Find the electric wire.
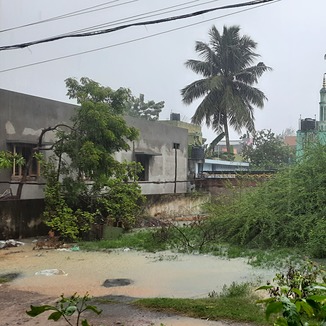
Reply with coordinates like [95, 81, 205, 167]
[1, 0, 218, 36]
[0, 0, 279, 51]
[0, 0, 138, 33]
[57, 0, 215, 37]
[0, 1, 280, 74]
[47, 0, 212, 38]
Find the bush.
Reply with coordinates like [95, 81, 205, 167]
[205, 143, 326, 257]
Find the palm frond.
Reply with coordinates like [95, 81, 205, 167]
[236, 63, 272, 84]
[234, 82, 267, 108]
[181, 79, 210, 105]
[185, 59, 217, 77]
[191, 90, 223, 127]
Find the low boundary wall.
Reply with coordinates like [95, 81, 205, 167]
[0, 193, 211, 239]
[0, 199, 48, 239]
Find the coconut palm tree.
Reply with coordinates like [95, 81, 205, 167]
[181, 25, 271, 154]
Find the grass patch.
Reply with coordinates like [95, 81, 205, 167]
[79, 227, 308, 270]
[211, 281, 252, 298]
[246, 247, 306, 269]
[0, 272, 20, 283]
[79, 229, 167, 252]
[134, 281, 271, 324]
[134, 296, 269, 325]
[210, 244, 306, 269]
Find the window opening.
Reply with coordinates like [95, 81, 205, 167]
[11, 143, 39, 179]
[135, 154, 150, 181]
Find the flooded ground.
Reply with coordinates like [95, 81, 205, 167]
[0, 240, 275, 325]
[1, 242, 274, 298]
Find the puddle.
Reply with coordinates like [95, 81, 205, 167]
[3, 248, 275, 298]
[1, 246, 276, 326]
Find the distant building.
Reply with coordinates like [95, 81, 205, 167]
[296, 74, 326, 156]
[283, 135, 297, 149]
[214, 139, 244, 155]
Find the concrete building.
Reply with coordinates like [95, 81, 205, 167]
[0, 89, 75, 199]
[214, 139, 244, 156]
[297, 75, 326, 156]
[0, 89, 188, 199]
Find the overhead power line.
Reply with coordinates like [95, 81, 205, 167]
[1, 0, 205, 35]
[0, 0, 279, 51]
[0, 0, 280, 74]
[0, 0, 138, 33]
[56, 0, 217, 38]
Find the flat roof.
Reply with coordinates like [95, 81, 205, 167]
[204, 159, 249, 166]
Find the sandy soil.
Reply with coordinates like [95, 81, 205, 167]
[0, 239, 264, 326]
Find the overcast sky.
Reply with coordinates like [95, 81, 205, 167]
[1, 0, 325, 143]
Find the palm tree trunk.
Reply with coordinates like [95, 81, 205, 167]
[223, 116, 231, 154]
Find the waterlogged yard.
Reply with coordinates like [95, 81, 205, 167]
[0, 230, 325, 326]
[0, 234, 279, 326]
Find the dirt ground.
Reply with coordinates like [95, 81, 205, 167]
[0, 239, 257, 326]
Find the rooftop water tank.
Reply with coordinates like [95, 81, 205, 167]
[301, 118, 316, 131]
[170, 113, 180, 121]
[191, 146, 205, 160]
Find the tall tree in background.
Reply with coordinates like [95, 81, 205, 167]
[125, 92, 164, 121]
[241, 129, 295, 169]
[181, 25, 271, 153]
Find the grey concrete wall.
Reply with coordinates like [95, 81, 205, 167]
[0, 194, 209, 239]
[0, 88, 75, 145]
[143, 193, 210, 219]
[0, 88, 75, 199]
[121, 117, 189, 194]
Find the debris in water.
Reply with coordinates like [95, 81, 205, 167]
[35, 269, 67, 276]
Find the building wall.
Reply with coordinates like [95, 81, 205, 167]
[296, 129, 326, 158]
[0, 89, 75, 199]
[0, 89, 188, 198]
[143, 193, 210, 219]
[0, 199, 48, 238]
[215, 140, 243, 155]
[119, 117, 189, 194]
[160, 119, 204, 145]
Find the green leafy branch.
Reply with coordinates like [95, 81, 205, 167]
[26, 292, 102, 326]
[256, 262, 326, 326]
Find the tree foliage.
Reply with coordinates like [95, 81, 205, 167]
[42, 77, 145, 240]
[0, 151, 24, 169]
[125, 92, 164, 121]
[206, 142, 326, 258]
[181, 25, 271, 153]
[241, 129, 295, 169]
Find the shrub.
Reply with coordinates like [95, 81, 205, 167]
[205, 143, 326, 257]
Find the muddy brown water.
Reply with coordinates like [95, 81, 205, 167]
[0, 240, 275, 325]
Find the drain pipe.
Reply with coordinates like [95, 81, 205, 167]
[173, 143, 180, 193]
